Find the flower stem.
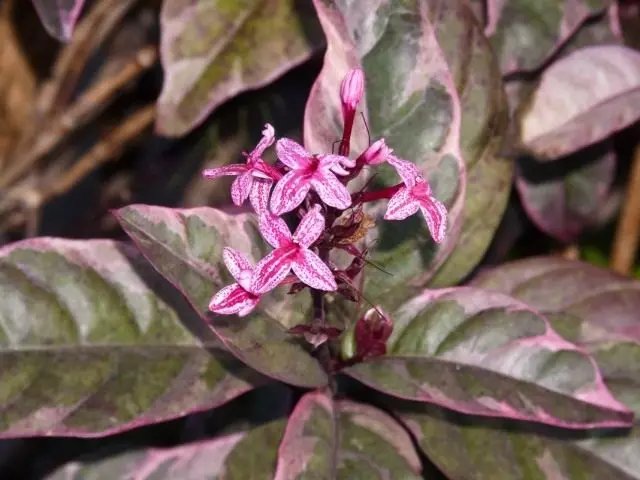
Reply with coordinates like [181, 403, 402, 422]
[353, 183, 403, 204]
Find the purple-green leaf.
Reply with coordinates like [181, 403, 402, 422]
[47, 420, 286, 479]
[0, 238, 261, 437]
[30, 0, 85, 42]
[156, 0, 324, 137]
[516, 146, 617, 242]
[485, 0, 610, 75]
[346, 287, 633, 428]
[397, 258, 640, 478]
[518, 44, 640, 159]
[305, 0, 512, 296]
[114, 204, 328, 388]
[275, 391, 422, 478]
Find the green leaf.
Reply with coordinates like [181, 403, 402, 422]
[47, 420, 287, 479]
[275, 391, 422, 479]
[157, 0, 324, 136]
[0, 238, 261, 437]
[346, 287, 633, 428]
[304, 0, 512, 300]
[114, 205, 328, 388]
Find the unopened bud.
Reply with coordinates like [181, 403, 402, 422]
[340, 68, 364, 113]
[359, 138, 392, 166]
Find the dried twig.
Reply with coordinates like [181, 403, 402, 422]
[611, 143, 640, 275]
[0, 45, 157, 189]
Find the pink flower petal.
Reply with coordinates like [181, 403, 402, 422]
[222, 247, 253, 281]
[202, 164, 248, 179]
[420, 197, 448, 244]
[259, 212, 292, 248]
[251, 123, 275, 158]
[249, 178, 272, 214]
[231, 171, 253, 206]
[291, 249, 337, 291]
[388, 155, 422, 187]
[321, 154, 356, 169]
[209, 284, 259, 316]
[275, 138, 313, 170]
[360, 139, 392, 165]
[340, 68, 364, 112]
[270, 170, 312, 215]
[384, 187, 421, 220]
[293, 205, 325, 248]
[251, 247, 297, 294]
[310, 170, 352, 210]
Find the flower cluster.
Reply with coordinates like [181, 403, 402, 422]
[204, 68, 448, 322]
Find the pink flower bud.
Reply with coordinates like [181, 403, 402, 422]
[359, 138, 392, 165]
[340, 68, 364, 113]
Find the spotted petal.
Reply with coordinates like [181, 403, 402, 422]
[270, 170, 312, 215]
[310, 171, 352, 210]
[420, 198, 448, 244]
[251, 123, 275, 158]
[222, 247, 253, 282]
[251, 248, 297, 294]
[275, 138, 313, 170]
[231, 171, 253, 206]
[202, 164, 248, 179]
[291, 249, 337, 291]
[209, 284, 259, 316]
[249, 178, 272, 215]
[388, 156, 422, 187]
[321, 154, 356, 169]
[293, 205, 325, 248]
[384, 187, 420, 221]
[259, 213, 292, 249]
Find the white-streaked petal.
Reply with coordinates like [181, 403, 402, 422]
[387, 155, 422, 187]
[310, 171, 352, 210]
[270, 170, 312, 215]
[420, 196, 448, 244]
[249, 178, 272, 215]
[293, 205, 325, 248]
[250, 123, 275, 158]
[258, 212, 292, 249]
[222, 247, 253, 281]
[291, 249, 337, 291]
[202, 164, 247, 178]
[275, 138, 312, 170]
[251, 248, 296, 294]
[231, 171, 253, 206]
[384, 187, 420, 220]
[321, 154, 356, 168]
[209, 284, 258, 316]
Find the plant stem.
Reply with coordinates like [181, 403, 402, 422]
[353, 183, 403, 204]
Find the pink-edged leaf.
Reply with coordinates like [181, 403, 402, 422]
[305, 0, 511, 297]
[156, 0, 324, 136]
[292, 205, 325, 248]
[251, 248, 297, 294]
[275, 137, 313, 170]
[222, 247, 253, 280]
[230, 171, 253, 206]
[114, 205, 327, 388]
[346, 287, 633, 429]
[202, 163, 248, 179]
[48, 421, 287, 479]
[0, 238, 262, 437]
[310, 169, 352, 210]
[275, 391, 422, 479]
[384, 188, 421, 221]
[258, 212, 292, 249]
[516, 147, 617, 242]
[31, 0, 85, 42]
[404, 258, 640, 479]
[484, 0, 610, 75]
[291, 249, 337, 292]
[519, 45, 640, 159]
[270, 170, 313, 215]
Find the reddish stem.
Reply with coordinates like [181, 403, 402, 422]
[339, 110, 355, 157]
[353, 183, 403, 204]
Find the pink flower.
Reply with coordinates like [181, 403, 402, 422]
[270, 138, 355, 215]
[251, 205, 337, 293]
[209, 248, 261, 317]
[340, 68, 364, 115]
[383, 155, 448, 243]
[202, 124, 281, 214]
[358, 138, 392, 166]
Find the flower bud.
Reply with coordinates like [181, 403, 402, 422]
[353, 307, 393, 359]
[340, 68, 364, 113]
[358, 138, 392, 166]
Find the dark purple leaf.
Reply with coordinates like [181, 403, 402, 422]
[0, 238, 262, 437]
[516, 146, 617, 242]
[396, 258, 640, 478]
[275, 391, 422, 478]
[114, 205, 328, 388]
[156, 0, 324, 137]
[305, 0, 512, 296]
[30, 0, 85, 42]
[47, 420, 286, 479]
[518, 45, 640, 159]
[346, 287, 633, 428]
